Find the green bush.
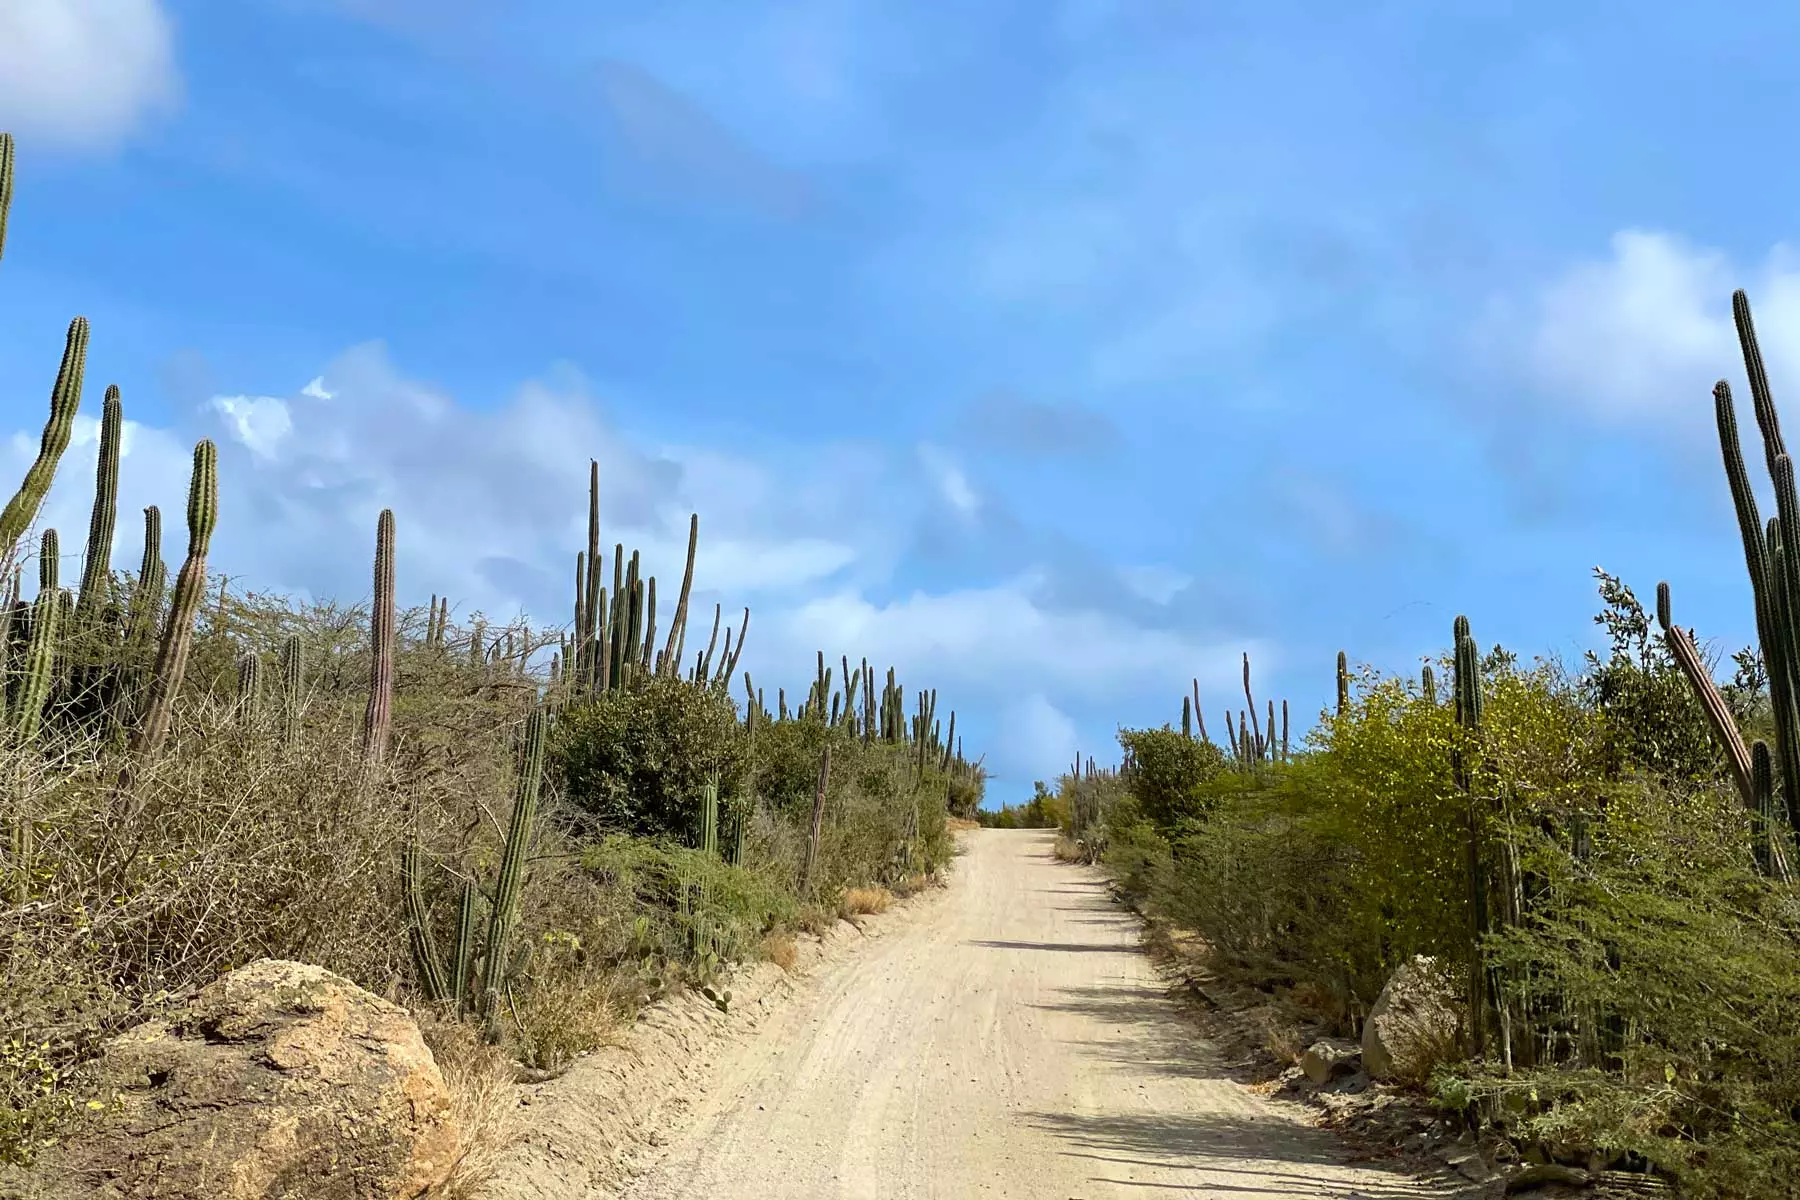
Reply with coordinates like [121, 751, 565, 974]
[1116, 725, 1226, 829]
[554, 673, 748, 839]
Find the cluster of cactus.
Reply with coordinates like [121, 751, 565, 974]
[1666, 289, 1800, 872]
[1179, 652, 1291, 766]
[1064, 752, 1118, 863]
[555, 462, 742, 699]
[406, 705, 548, 1035]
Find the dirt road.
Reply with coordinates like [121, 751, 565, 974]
[622, 828, 1450, 1199]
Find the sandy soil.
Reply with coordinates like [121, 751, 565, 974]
[614, 829, 1455, 1199]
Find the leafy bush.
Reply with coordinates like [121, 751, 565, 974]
[554, 673, 747, 839]
[1116, 726, 1226, 829]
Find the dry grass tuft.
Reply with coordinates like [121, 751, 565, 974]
[759, 932, 799, 971]
[418, 1017, 524, 1198]
[840, 886, 893, 916]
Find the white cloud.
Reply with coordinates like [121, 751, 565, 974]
[0, 344, 1268, 786]
[301, 377, 334, 401]
[917, 444, 979, 517]
[764, 572, 1270, 700]
[0, 0, 180, 149]
[1509, 230, 1800, 429]
[1117, 564, 1190, 605]
[994, 693, 1079, 786]
[210, 395, 294, 460]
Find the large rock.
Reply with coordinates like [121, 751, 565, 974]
[34, 959, 457, 1200]
[1362, 955, 1463, 1084]
[1298, 1038, 1361, 1085]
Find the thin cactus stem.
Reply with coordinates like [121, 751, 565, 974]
[451, 878, 477, 1016]
[279, 633, 304, 746]
[403, 842, 450, 1004]
[0, 317, 88, 564]
[14, 537, 60, 741]
[236, 652, 262, 721]
[75, 385, 122, 624]
[663, 513, 698, 677]
[130, 440, 219, 765]
[363, 509, 396, 766]
[0, 132, 13, 264]
[481, 707, 548, 1036]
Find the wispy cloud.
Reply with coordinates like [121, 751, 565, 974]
[0, 0, 180, 149]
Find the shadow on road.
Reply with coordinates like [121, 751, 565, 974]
[966, 939, 1140, 954]
[1021, 1110, 1431, 1197]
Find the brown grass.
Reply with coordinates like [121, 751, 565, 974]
[759, 932, 799, 971]
[840, 886, 893, 917]
[417, 1017, 524, 1198]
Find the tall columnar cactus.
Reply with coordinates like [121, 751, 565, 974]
[1421, 664, 1437, 706]
[236, 652, 263, 722]
[125, 506, 164, 643]
[1703, 291, 1800, 835]
[363, 509, 396, 766]
[662, 513, 698, 678]
[75, 384, 122, 624]
[14, 532, 61, 741]
[0, 132, 13, 264]
[1190, 679, 1209, 744]
[279, 633, 304, 746]
[699, 779, 719, 857]
[0, 318, 88, 564]
[1451, 614, 1489, 1056]
[1335, 650, 1350, 717]
[1656, 580, 1754, 808]
[129, 440, 218, 765]
[481, 706, 547, 1036]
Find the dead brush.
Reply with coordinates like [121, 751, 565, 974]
[840, 886, 893, 917]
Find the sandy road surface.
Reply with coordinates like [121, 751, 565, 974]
[623, 829, 1451, 1199]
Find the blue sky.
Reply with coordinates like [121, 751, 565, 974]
[4, 1, 1800, 798]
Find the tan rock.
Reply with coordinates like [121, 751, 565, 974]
[31, 959, 456, 1200]
[1362, 955, 1463, 1085]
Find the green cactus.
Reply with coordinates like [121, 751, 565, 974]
[236, 652, 262, 721]
[1335, 650, 1350, 717]
[279, 633, 304, 746]
[362, 509, 396, 765]
[662, 513, 698, 678]
[404, 841, 451, 1004]
[75, 385, 122, 624]
[481, 706, 547, 1036]
[451, 878, 478, 1016]
[125, 506, 164, 644]
[700, 779, 719, 857]
[0, 132, 13, 265]
[129, 440, 218, 765]
[0, 318, 88, 564]
[13, 533, 60, 741]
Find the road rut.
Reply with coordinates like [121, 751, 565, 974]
[622, 828, 1450, 1199]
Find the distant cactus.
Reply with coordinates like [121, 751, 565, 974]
[0, 132, 13, 264]
[662, 514, 698, 678]
[279, 633, 304, 746]
[0, 317, 88, 564]
[362, 508, 396, 765]
[1335, 650, 1350, 717]
[700, 779, 719, 857]
[481, 706, 547, 1036]
[125, 506, 164, 643]
[129, 440, 218, 765]
[236, 652, 262, 721]
[75, 385, 122, 624]
[14, 532, 61, 740]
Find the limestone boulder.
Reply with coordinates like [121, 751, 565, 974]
[33, 959, 457, 1200]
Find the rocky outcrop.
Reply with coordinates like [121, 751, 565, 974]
[28, 959, 457, 1200]
[1361, 954, 1462, 1085]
